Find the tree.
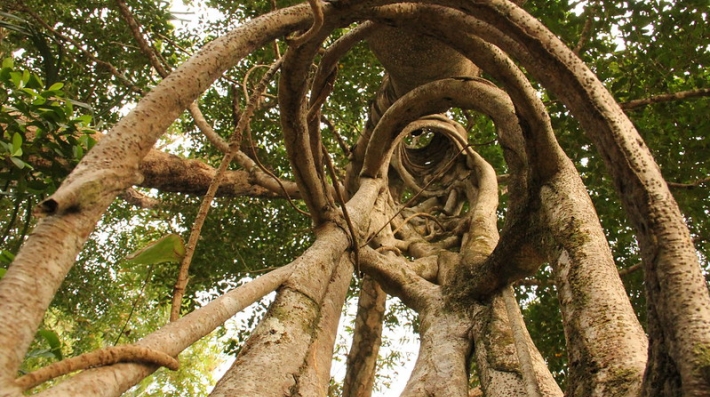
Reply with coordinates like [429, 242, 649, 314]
[0, 0, 709, 396]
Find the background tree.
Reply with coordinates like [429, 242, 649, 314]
[0, 0, 708, 396]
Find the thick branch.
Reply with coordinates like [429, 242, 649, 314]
[139, 149, 296, 198]
[292, 255, 353, 395]
[342, 276, 386, 397]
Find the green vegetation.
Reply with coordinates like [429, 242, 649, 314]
[0, 0, 707, 394]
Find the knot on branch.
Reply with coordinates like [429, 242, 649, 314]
[37, 168, 143, 216]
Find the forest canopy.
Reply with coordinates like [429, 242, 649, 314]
[0, 0, 708, 396]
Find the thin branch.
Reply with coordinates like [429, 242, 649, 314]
[321, 116, 350, 157]
[189, 101, 230, 153]
[170, 58, 284, 322]
[620, 88, 710, 110]
[618, 262, 643, 277]
[115, 0, 169, 78]
[113, 264, 155, 345]
[573, 2, 596, 55]
[666, 176, 710, 189]
[15, 345, 178, 391]
[323, 145, 360, 273]
[19, 5, 144, 94]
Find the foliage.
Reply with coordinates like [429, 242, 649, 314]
[0, 0, 708, 394]
[0, 57, 96, 261]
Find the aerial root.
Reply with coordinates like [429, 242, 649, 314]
[288, 0, 324, 47]
[15, 345, 179, 391]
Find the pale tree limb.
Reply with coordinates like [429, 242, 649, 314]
[502, 287, 542, 397]
[279, 17, 340, 224]
[292, 254, 353, 395]
[451, 125, 559, 396]
[16, 345, 179, 391]
[399, 293, 473, 397]
[35, 262, 294, 397]
[342, 276, 387, 397]
[426, 0, 710, 392]
[209, 177, 384, 397]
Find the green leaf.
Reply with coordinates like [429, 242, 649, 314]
[10, 71, 22, 88]
[12, 132, 22, 151]
[32, 95, 47, 106]
[0, 268, 6, 279]
[36, 329, 63, 361]
[72, 144, 83, 159]
[10, 156, 27, 169]
[2, 57, 13, 69]
[125, 234, 186, 266]
[75, 114, 93, 125]
[21, 87, 38, 98]
[47, 82, 64, 91]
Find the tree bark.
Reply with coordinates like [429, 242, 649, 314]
[342, 276, 387, 397]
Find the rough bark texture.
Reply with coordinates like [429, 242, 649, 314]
[210, 177, 383, 396]
[1, 1, 707, 396]
[342, 276, 387, 397]
[543, 169, 648, 396]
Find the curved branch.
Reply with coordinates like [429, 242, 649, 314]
[16, 345, 179, 391]
[279, 18, 339, 224]
[288, 0, 324, 47]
